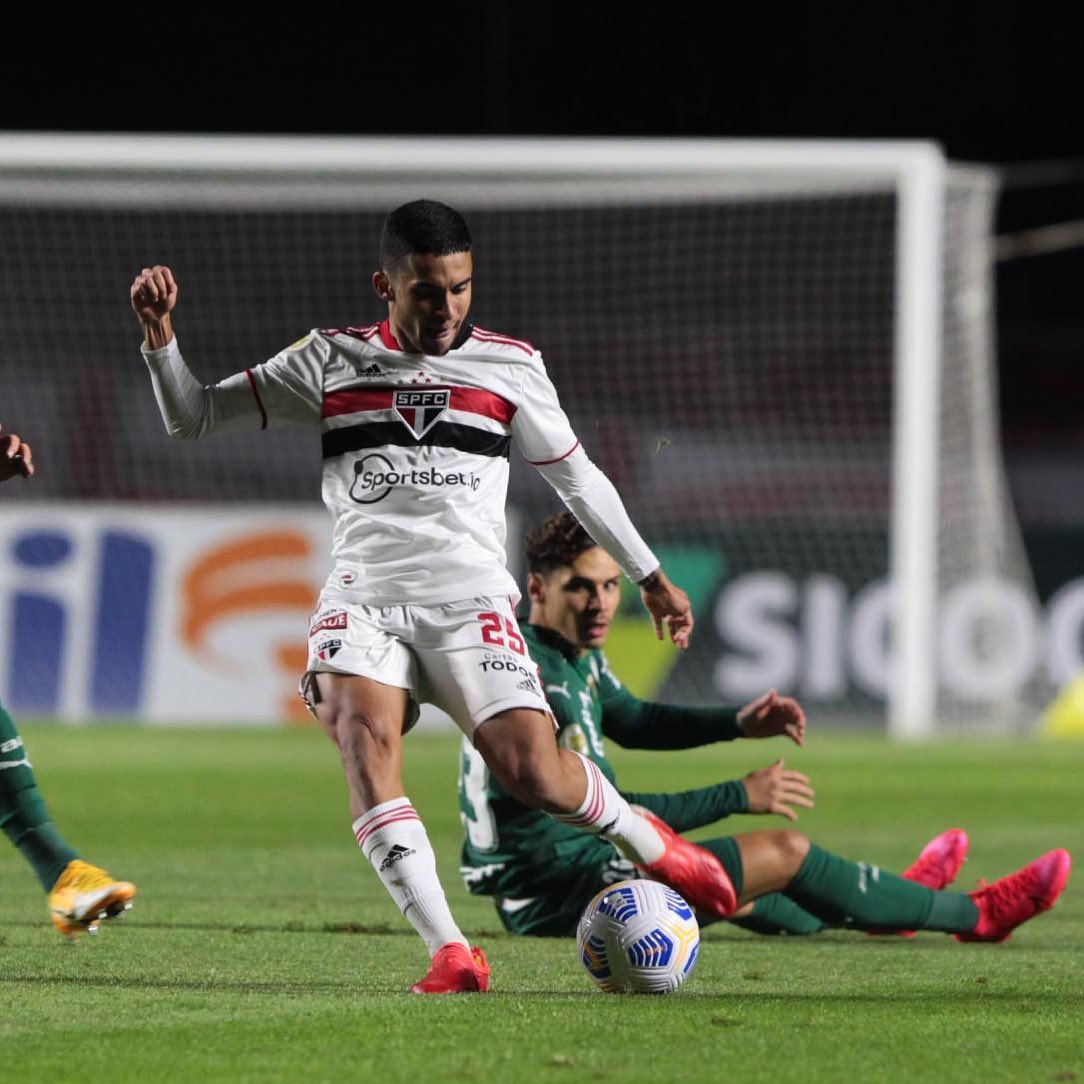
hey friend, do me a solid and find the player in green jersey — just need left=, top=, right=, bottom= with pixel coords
left=0, top=422, right=136, bottom=937
left=458, top=512, right=1070, bottom=942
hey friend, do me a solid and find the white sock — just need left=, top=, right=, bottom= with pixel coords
left=550, top=752, right=665, bottom=864
left=353, top=797, right=469, bottom=956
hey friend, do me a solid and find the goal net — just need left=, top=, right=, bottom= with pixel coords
left=0, top=135, right=1046, bottom=735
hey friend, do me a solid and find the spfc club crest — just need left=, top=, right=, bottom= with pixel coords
left=315, top=638, right=343, bottom=661
left=393, top=388, right=450, bottom=438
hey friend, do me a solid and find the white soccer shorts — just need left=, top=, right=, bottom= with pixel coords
left=304, top=593, right=550, bottom=735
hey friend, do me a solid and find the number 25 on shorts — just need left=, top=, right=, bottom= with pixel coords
left=478, top=612, right=525, bottom=655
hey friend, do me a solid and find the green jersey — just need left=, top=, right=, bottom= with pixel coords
left=458, top=622, right=749, bottom=900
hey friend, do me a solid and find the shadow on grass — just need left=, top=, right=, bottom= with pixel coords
left=0, top=973, right=379, bottom=994
left=6, top=918, right=1074, bottom=956
left=4, top=918, right=466, bottom=937
left=1, top=972, right=1080, bottom=1005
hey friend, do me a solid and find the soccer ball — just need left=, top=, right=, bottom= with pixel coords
left=576, top=879, right=700, bottom=994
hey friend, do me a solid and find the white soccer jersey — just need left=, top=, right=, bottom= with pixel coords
left=142, top=319, right=659, bottom=605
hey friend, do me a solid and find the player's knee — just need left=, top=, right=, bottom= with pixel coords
left=772, top=829, right=811, bottom=872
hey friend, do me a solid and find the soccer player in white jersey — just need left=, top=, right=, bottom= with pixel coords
left=130, top=199, right=735, bottom=994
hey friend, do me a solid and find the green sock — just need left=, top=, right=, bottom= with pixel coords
left=786, top=843, right=979, bottom=934
left=731, top=892, right=826, bottom=936
left=0, top=704, right=78, bottom=891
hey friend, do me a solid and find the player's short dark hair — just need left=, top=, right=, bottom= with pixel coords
left=379, top=199, right=473, bottom=271
left=525, top=511, right=599, bottom=574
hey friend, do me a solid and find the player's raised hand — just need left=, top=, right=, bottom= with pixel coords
left=131, top=265, right=178, bottom=319
left=0, top=423, right=34, bottom=481
left=638, top=568, right=694, bottom=649
left=737, top=688, right=806, bottom=746
left=740, top=759, right=815, bottom=821
left=130, top=265, right=179, bottom=349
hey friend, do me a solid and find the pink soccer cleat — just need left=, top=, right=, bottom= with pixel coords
left=902, top=828, right=970, bottom=890
left=868, top=828, right=970, bottom=937
left=632, top=807, right=737, bottom=920
left=410, top=943, right=490, bottom=994
left=955, top=849, right=1071, bottom=943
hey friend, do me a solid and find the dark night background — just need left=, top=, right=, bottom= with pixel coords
left=3, top=4, right=1082, bottom=585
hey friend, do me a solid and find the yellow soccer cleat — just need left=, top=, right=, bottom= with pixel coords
left=48, top=860, right=137, bottom=938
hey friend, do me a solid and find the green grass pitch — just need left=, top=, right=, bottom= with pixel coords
left=2, top=725, right=1082, bottom=1083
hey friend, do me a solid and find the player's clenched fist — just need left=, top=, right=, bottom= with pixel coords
left=130, top=265, right=178, bottom=319
left=130, top=265, right=178, bottom=350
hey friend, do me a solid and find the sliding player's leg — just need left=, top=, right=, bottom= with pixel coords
left=310, top=671, right=485, bottom=992
left=718, top=828, right=970, bottom=936
left=1, top=699, right=135, bottom=937
left=727, top=894, right=827, bottom=936
left=727, top=829, right=1069, bottom=941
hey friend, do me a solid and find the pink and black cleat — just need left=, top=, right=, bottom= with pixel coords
left=955, top=849, right=1071, bottom=943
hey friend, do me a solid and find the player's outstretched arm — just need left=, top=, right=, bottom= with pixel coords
left=740, top=759, right=815, bottom=821
left=131, top=264, right=179, bottom=349
left=638, top=568, right=694, bottom=649
left=0, top=424, right=33, bottom=481
left=737, top=689, right=806, bottom=746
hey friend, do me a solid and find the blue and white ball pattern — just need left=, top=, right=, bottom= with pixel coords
left=577, top=879, right=700, bottom=994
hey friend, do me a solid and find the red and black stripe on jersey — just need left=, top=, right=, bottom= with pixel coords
left=321, top=384, right=515, bottom=460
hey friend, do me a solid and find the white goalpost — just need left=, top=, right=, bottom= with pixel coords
left=0, top=133, right=1044, bottom=736
left=890, top=146, right=945, bottom=741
